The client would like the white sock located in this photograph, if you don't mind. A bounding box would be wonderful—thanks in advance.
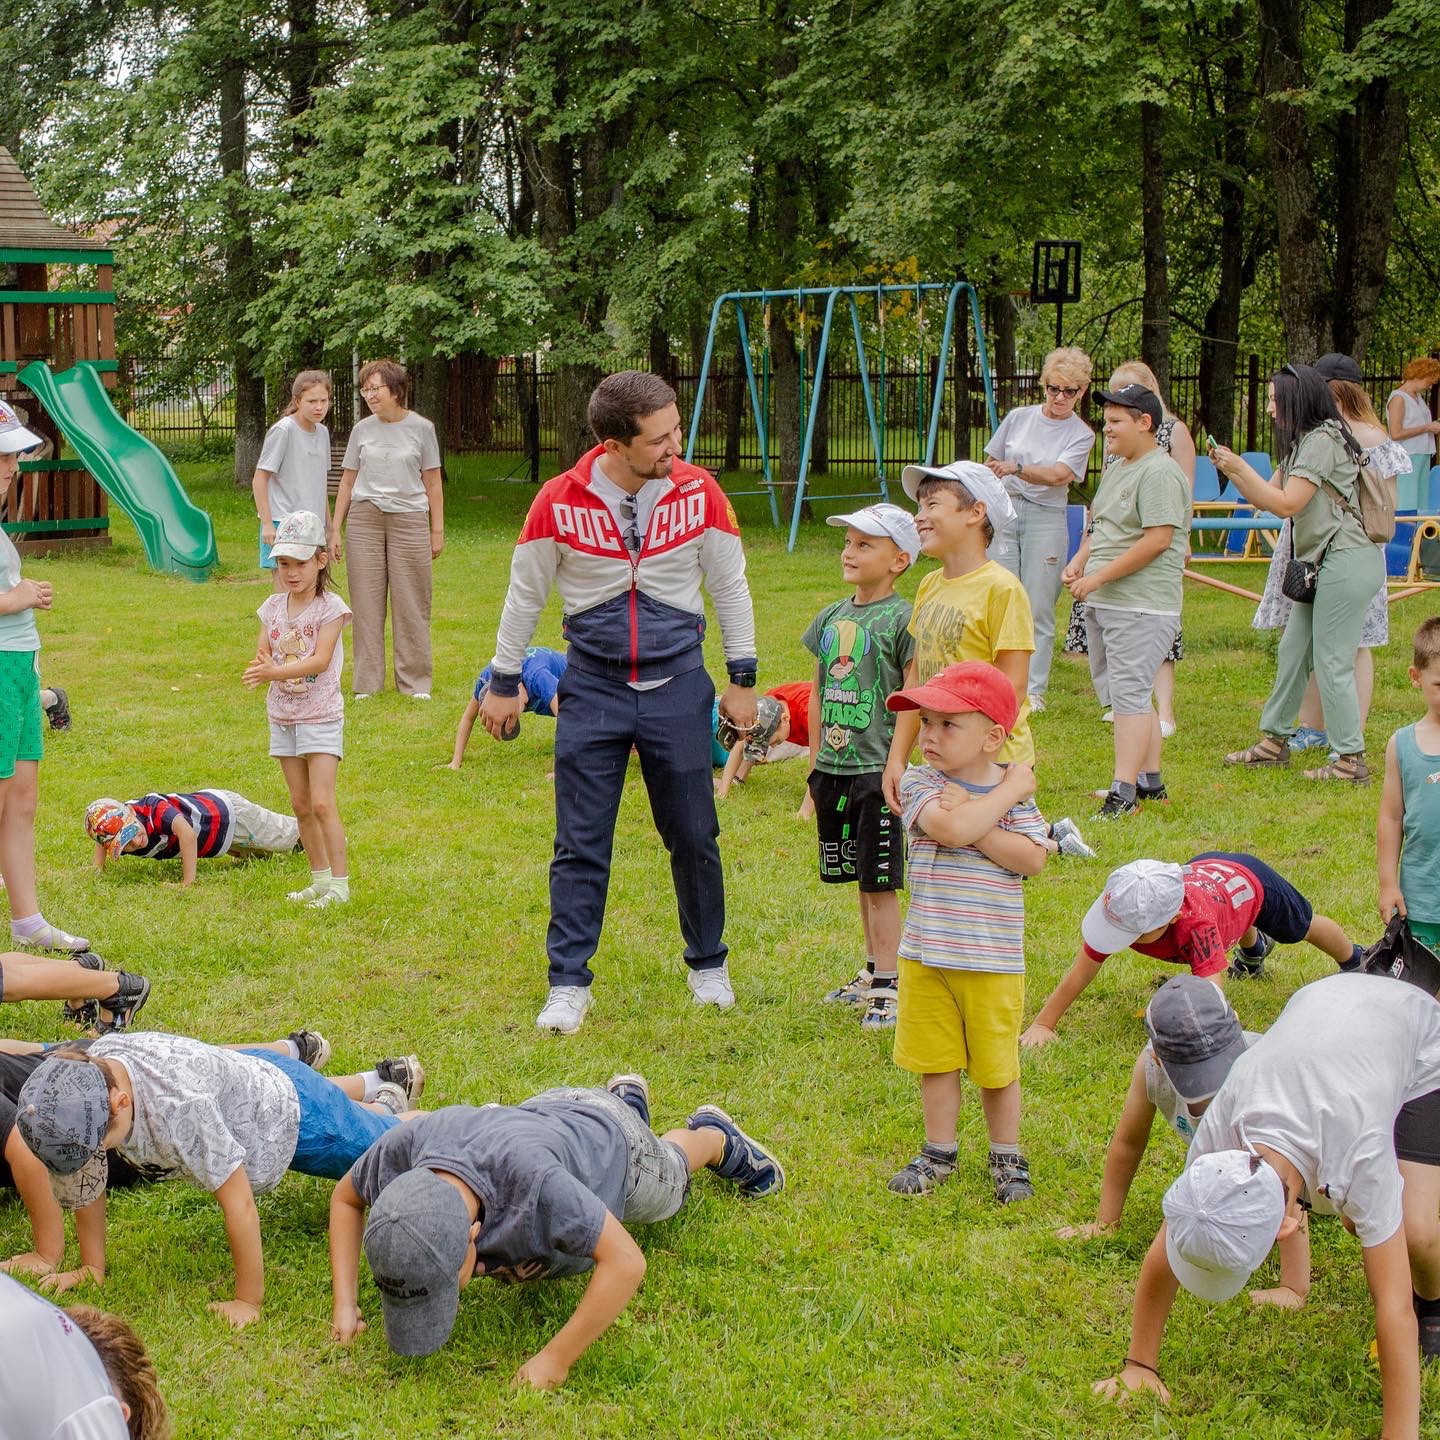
[360,1070,383,1102]
[328,874,350,900]
[281,1038,301,1060]
[310,868,332,890]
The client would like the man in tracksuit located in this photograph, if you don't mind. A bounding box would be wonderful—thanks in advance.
[479,371,759,1034]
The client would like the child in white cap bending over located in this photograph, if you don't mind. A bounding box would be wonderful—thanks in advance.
[1094,970,1440,1440]
[1022,851,1362,1047]
[1055,974,1311,1310]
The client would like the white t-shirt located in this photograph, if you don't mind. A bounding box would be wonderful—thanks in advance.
[1142,1033,1260,1144]
[985,404,1096,508]
[1190,974,1440,1247]
[342,412,442,513]
[256,415,331,523]
[0,1273,129,1439]
[1388,389,1436,458]
[54,1034,300,1206]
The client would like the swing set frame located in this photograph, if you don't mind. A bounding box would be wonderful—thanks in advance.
[684,282,997,551]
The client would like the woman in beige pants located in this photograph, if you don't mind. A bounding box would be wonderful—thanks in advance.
[330,359,444,698]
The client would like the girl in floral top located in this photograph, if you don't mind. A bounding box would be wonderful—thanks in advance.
[243,511,352,906]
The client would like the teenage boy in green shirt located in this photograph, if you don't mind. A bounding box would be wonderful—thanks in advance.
[1062,384,1190,818]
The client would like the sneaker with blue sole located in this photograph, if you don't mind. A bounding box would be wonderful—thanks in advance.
[686,1104,785,1197]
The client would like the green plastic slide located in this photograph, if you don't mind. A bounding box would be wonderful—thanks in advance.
[19,360,218,581]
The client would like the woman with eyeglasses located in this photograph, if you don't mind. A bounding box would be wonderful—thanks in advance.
[1214,363,1383,784]
[330,359,444,699]
[984,347,1096,713]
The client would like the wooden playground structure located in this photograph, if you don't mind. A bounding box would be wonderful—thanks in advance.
[0,145,114,555]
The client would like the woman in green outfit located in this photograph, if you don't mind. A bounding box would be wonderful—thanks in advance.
[0,402,89,951]
[1213,364,1384,785]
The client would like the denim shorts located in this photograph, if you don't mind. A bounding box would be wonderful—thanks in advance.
[242,1049,398,1179]
[529,1086,691,1225]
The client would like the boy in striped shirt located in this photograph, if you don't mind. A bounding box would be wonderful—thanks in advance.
[885,661,1050,1203]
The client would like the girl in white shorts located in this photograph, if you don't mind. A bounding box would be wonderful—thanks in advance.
[243,510,352,907]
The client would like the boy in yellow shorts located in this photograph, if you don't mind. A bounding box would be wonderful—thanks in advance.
[885,661,1050,1203]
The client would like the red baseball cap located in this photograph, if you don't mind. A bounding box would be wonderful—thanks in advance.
[885,661,1019,733]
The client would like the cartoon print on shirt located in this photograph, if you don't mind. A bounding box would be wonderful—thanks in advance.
[271,621,316,694]
[819,619,874,754]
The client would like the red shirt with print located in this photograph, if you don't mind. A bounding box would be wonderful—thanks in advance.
[767,681,813,749]
[1082,855,1266,978]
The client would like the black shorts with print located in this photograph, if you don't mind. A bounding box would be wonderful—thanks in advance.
[808,769,904,893]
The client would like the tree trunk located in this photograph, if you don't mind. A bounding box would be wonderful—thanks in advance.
[556,362,602,469]
[1333,0,1406,360]
[219,65,265,484]
[648,322,676,387]
[986,291,1018,377]
[413,355,448,454]
[1257,0,1331,361]
[1199,11,1246,446]
[1139,98,1171,398]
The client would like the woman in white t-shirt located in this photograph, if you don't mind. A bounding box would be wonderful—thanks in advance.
[331,359,444,699]
[1386,356,1440,512]
[984,346,1096,710]
[250,369,333,592]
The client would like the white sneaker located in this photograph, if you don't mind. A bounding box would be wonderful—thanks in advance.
[353,692,375,701]
[1160,720,1177,739]
[537,985,593,1034]
[410,692,432,701]
[307,889,348,908]
[1101,710,1115,724]
[1027,693,1046,714]
[688,964,736,1010]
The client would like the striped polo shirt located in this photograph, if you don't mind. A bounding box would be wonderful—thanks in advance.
[128,791,234,860]
[897,765,1048,972]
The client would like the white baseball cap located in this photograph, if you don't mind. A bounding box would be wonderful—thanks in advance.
[0,401,43,456]
[1163,1149,1286,1302]
[1081,858,1186,954]
[898,460,1015,548]
[825,502,922,565]
[269,509,328,559]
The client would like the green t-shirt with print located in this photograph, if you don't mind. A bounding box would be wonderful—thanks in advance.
[802,592,915,775]
[1084,445,1190,612]
[1284,421,1371,561]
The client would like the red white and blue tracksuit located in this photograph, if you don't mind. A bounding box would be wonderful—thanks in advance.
[488,448,757,987]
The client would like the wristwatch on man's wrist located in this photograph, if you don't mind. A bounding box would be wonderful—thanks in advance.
[728,669,758,689]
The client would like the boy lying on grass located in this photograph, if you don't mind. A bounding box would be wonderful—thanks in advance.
[329,1074,782,1387]
[1022,851,1363,1046]
[1095,973,1440,1440]
[17,1034,423,1326]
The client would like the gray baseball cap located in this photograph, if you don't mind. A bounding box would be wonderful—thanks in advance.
[1145,975,1247,1103]
[18,1055,109,1173]
[363,1169,472,1356]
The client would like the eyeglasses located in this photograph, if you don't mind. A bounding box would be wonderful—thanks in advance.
[359,386,386,398]
[1044,384,1081,399]
[619,496,641,555]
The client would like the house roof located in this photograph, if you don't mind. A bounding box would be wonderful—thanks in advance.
[0,147,108,254]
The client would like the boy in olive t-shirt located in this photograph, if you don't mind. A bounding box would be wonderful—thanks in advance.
[803,504,920,1029]
[1062,384,1189,819]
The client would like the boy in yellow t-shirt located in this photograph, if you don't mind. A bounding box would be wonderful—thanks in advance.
[882,461,1036,815]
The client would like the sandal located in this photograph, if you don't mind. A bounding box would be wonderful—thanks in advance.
[1303,752,1370,785]
[1224,736,1290,767]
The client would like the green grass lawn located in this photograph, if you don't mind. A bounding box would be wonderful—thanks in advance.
[6,456,1439,1438]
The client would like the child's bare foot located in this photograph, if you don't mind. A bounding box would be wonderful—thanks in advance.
[1249,1285,1306,1310]
[1055,1220,1117,1240]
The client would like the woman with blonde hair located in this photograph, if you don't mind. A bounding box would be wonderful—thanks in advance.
[984,346,1097,711]
[1386,356,1440,511]
[1062,360,1194,736]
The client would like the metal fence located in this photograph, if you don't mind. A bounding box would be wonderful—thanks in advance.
[117,351,1425,481]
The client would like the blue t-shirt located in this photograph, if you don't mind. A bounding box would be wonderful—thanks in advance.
[475,646,565,715]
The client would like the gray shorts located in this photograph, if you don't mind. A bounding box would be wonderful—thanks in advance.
[1085,607,1180,716]
[529,1086,691,1225]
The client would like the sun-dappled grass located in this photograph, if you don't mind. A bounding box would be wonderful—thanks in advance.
[6,455,1439,1438]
